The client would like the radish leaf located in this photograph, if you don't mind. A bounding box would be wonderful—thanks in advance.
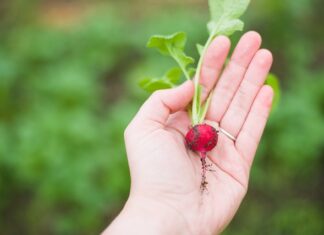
[139,78,174,93]
[208,0,250,37]
[147,32,187,55]
[188,68,196,78]
[165,67,182,83]
[197,44,204,56]
[147,32,194,80]
[139,67,182,93]
[141,0,262,125]
[207,19,244,36]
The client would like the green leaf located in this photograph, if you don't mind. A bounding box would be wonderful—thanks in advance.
[208,0,250,37]
[139,67,182,93]
[188,68,197,78]
[146,32,187,56]
[209,0,250,21]
[165,67,182,84]
[265,73,281,110]
[196,44,204,56]
[139,77,173,93]
[207,19,244,36]
[175,50,195,69]
[146,32,194,80]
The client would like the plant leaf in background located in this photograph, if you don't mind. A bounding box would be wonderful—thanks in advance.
[266,73,281,110]
[139,67,182,93]
[146,32,194,81]
[207,0,250,37]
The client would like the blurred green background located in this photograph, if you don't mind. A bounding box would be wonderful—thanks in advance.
[0,0,323,234]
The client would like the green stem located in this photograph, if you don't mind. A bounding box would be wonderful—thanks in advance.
[174,57,191,81]
[199,90,213,123]
[167,44,191,81]
[191,35,214,125]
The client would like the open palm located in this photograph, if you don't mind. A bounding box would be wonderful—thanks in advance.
[123,31,273,235]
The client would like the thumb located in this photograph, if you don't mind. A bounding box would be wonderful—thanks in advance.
[133,80,194,127]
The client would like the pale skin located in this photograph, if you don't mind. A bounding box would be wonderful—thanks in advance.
[103,31,274,235]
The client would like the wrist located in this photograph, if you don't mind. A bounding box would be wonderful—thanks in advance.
[103,194,192,235]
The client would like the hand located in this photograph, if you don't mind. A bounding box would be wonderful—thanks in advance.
[104,31,274,235]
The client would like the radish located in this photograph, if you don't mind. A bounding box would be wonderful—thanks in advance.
[140,0,252,192]
[185,124,219,191]
[185,124,218,154]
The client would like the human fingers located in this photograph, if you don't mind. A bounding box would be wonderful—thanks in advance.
[220,49,273,138]
[207,31,262,122]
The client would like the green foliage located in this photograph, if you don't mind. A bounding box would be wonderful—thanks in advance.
[139,67,182,92]
[147,32,187,56]
[196,43,205,56]
[0,8,135,235]
[198,0,252,124]
[142,0,253,125]
[207,0,250,36]
[146,32,194,81]
[265,73,281,109]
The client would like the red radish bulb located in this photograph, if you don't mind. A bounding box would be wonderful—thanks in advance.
[185,124,218,155]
